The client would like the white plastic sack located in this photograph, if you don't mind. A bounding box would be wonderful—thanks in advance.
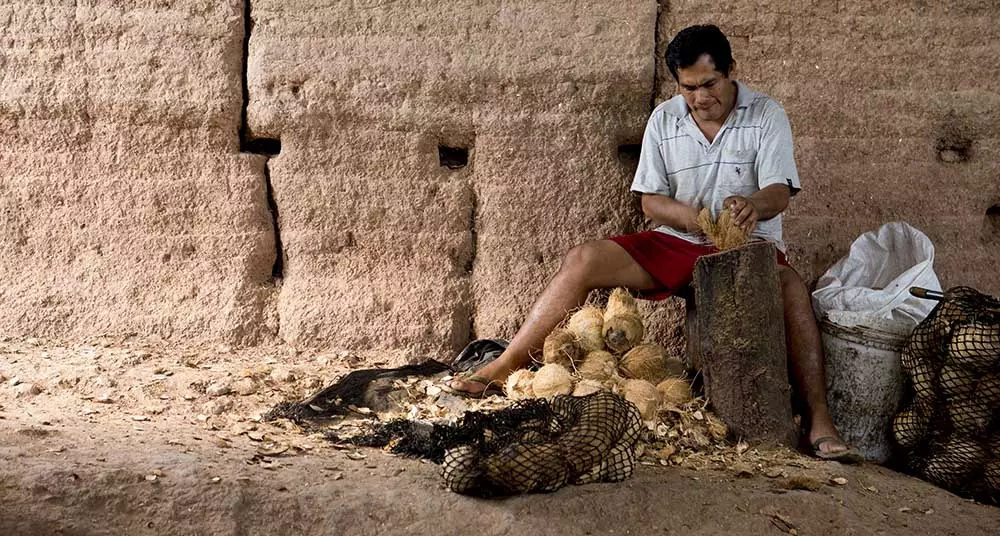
[812,222,942,335]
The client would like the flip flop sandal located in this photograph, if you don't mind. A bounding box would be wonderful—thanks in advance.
[812,436,865,464]
[440,373,506,399]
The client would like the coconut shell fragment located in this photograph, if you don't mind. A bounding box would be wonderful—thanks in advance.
[532,363,575,398]
[567,306,605,353]
[542,328,581,369]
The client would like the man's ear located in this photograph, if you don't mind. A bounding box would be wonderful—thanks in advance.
[727,61,738,80]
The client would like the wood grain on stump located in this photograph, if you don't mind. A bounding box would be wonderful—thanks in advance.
[692,242,798,447]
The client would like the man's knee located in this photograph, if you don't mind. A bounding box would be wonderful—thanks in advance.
[562,241,603,273]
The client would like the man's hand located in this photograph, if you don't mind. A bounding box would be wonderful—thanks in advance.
[723,195,759,233]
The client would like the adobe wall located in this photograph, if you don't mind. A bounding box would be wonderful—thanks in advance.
[1,1,997,361]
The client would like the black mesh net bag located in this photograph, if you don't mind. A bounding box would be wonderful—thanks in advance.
[347,390,644,497]
[894,286,1000,503]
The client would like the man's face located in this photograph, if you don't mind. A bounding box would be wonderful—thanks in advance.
[676,54,737,123]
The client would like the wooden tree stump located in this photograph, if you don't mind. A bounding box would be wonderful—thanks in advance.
[691,241,798,447]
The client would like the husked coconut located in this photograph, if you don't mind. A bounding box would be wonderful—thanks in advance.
[978,373,1000,406]
[604,288,639,319]
[572,379,604,397]
[505,369,536,400]
[603,313,644,354]
[923,437,985,476]
[891,408,928,450]
[619,379,661,421]
[909,360,937,402]
[947,395,993,434]
[532,363,575,398]
[950,322,1000,370]
[578,350,618,382]
[985,460,1000,492]
[620,344,672,384]
[567,306,605,353]
[656,377,693,406]
[602,373,626,393]
[939,364,975,397]
[542,328,581,369]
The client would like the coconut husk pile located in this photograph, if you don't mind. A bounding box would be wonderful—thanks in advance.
[501,288,691,421]
[311,287,817,475]
[697,207,750,251]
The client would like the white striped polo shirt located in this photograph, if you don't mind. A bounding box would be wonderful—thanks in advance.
[631,81,801,252]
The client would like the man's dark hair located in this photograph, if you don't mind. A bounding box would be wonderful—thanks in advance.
[666,25,733,80]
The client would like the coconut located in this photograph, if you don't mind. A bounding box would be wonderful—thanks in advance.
[656,377,693,406]
[604,287,639,319]
[620,343,673,384]
[567,306,605,353]
[939,364,975,397]
[909,360,937,402]
[947,395,993,434]
[924,437,985,477]
[578,350,618,382]
[542,328,581,369]
[950,322,1000,370]
[531,363,575,398]
[572,379,604,397]
[619,379,661,421]
[505,369,536,400]
[602,373,627,393]
[603,313,644,354]
[892,408,927,450]
[980,373,1000,406]
[984,460,1000,492]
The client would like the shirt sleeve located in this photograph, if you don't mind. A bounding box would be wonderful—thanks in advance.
[630,111,672,197]
[755,102,801,195]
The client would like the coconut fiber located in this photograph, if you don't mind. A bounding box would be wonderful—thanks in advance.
[346,391,644,497]
[894,286,1000,503]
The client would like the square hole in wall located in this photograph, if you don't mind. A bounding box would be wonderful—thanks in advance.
[439,145,469,170]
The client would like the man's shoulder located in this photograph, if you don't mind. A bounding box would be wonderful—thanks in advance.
[651,95,688,120]
[736,83,788,121]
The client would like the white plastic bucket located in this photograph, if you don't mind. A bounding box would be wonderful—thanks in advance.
[820,318,909,464]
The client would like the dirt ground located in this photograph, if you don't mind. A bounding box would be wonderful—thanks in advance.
[1,337,998,536]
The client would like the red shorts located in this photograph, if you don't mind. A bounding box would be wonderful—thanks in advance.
[609,231,791,300]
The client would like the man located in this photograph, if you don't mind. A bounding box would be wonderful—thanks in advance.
[450,25,857,460]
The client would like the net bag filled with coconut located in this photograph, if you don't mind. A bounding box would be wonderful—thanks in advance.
[894,287,1000,503]
[351,391,644,497]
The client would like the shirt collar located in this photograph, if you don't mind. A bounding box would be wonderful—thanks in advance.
[733,80,758,109]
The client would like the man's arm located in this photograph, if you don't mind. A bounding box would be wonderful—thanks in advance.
[724,183,791,233]
[640,194,701,233]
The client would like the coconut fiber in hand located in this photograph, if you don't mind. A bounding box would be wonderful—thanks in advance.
[697,208,749,251]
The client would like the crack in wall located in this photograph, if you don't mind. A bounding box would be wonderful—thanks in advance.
[239,0,283,281]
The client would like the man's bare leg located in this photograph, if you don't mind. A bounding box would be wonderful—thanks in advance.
[779,265,850,454]
[449,239,660,395]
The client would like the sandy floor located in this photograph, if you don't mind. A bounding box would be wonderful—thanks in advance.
[1,337,998,536]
